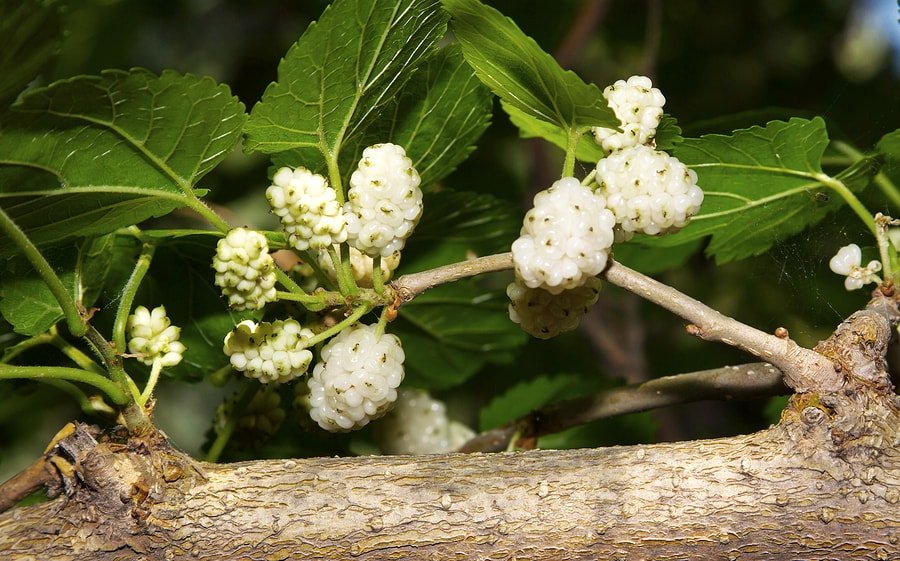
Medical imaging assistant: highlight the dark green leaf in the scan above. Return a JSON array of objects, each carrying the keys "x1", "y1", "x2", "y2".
[
  {"x1": 479, "y1": 373, "x2": 595, "y2": 430},
  {"x1": 387, "y1": 45, "x2": 493, "y2": 185},
  {"x1": 405, "y1": 189, "x2": 520, "y2": 260},
  {"x1": 0, "y1": 0, "x2": 63, "y2": 108},
  {"x1": 0, "y1": 69, "x2": 246, "y2": 254},
  {"x1": 245, "y1": 0, "x2": 447, "y2": 162},
  {"x1": 443, "y1": 0, "x2": 617, "y2": 133},
  {"x1": 0, "y1": 236, "x2": 131, "y2": 335},
  {"x1": 877, "y1": 129, "x2": 900, "y2": 160},
  {"x1": 654, "y1": 115, "x2": 683, "y2": 152},
  {"x1": 648, "y1": 117, "x2": 846, "y2": 263},
  {"x1": 393, "y1": 281, "x2": 527, "y2": 389},
  {"x1": 613, "y1": 237, "x2": 703, "y2": 274}
]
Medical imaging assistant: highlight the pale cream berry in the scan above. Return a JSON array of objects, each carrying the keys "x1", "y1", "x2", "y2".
[
  {"x1": 307, "y1": 323, "x2": 405, "y2": 432},
  {"x1": 317, "y1": 245, "x2": 401, "y2": 288},
  {"x1": 512, "y1": 177, "x2": 615, "y2": 294},
  {"x1": 126, "y1": 305, "x2": 186, "y2": 367},
  {"x1": 592, "y1": 75, "x2": 666, "y2": 154},
  {"x1": 595, "y1": 145, "x2": 703, "y2": 236},
  {"x1": 213, "y1": 228, "x2": 277, "y2": 311},
  {"x1": 267, "y1": 167, "x2": 348, "y2": 251},
  {"x1": 507, "y1": 277, "x2": 601, "y2": 339},
  {"x1": 223, "y1": 319, "x2": 314, "y2": 384},
  {"x1": 375, "y1": 389, "x2": 476, "y2": 455},
  {"x1": 829, "y1": 244, "x2": 882, "y2": 291},
  {"x1": 344, "y1": 143, "x2": 423, "y2": 258}
]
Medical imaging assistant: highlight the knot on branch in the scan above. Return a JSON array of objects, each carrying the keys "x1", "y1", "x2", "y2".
[{"x1": 815, "y1": 307, "x2": 895, "y2": 394}]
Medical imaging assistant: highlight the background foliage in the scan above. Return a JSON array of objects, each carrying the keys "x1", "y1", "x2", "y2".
[{"x1": 1, "y1": 0, "x2": 898, "y2": 478}]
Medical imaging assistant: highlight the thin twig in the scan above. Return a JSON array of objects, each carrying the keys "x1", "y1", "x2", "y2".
[
  {"x1": 392, "y1": 253, "x2": 514, "y2": 303},
  {"x1": 459, "y1": 362, "x2": 787, "y2": 453},
  {"x1": 0, "y1": 457, "x2": 55, "y2": 514},
  {"x1": 602, "y1": 260, "x2": 841, "y2": 393}
]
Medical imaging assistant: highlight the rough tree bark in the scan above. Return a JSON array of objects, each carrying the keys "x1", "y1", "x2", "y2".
[{"x1": 1, "y1": 291, "x2": 899, "y2": 560}]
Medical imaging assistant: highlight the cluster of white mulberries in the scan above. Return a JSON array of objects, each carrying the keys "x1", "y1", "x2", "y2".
[
  {"x1": 223, "y1": 319, "x2": 314, "y2": 384},
  {"x1": 591, "y1": 75, "x2": 666, "y2": 154},
  {"x1": 307, "y1": 323, "x2": 405, "y2": 432},
  {"x1": 318, "y1": 246, "x2": 402, "y2": 288},
  {"x1": 595, "y1": 145, "x2": 703, "y2": 236},
  {"x1": 267, "y1": 166, "x2": 348, "y2": 251},
  {"x1": 127, "y1": 305, "x2": 186, "y2": 366},
  {"x1": 214, "y1": 388, "x2": 285, "y2": 443},
  {"x1": 507, "y1": 277, "x2": 601, "y2": 339},
  {"x1": 511, "y1": 177, "x2": 616, "y2": 294},
  {"x1": 375, "y1": 389, "x2": 475, "y2": 455},
  {"x1": 829, "y1": 244, "x2": 882, "y2": 291},
  {"x1": 213, "y1": 228, "x2": 278, "y2": 311},
  {"x1": 344, "y1": 143, "x2": 423, "y2": 258}
]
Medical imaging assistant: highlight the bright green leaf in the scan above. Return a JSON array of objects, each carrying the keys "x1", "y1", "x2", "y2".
[
  {"x1": 244, "y1": 0, "x2": 447, "y2": 166},
  {"x1": 648, "y1": 117, "x2": 852, "y2": 263},
  {"x1": 393, "y1": 281, "x2": 527, "y2": 389},
  {"x1": 502, "y1": 101, "x2": 604, "y2": 163},
  {"x1": 443, "y1": 0, "x2": 617, "y2": 134},
  {"x1": 0, "y1": 69, "x2": 246, "y2": 254},
  {"x1": 0, "y1": 0, "x2": 63, "y2": 108}
]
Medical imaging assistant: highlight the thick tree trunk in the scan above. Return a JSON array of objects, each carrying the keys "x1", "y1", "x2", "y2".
[
  {"x1": 1, "y1": 298, "x2": 899, "y2": 560},
  {"x1": 0, "y1": 409, "x2": 897, "y2": 560}
]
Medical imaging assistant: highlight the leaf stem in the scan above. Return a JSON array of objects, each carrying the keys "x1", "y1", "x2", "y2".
[
  {"x1": 39, "y1": 378, "x2": 104, "y2": 416},
  {"x1": 373, "y1": 260, "x2": 385, "y2": 296},
  {"x1": 113, "y1": 239, "x2": 157, "y2": 353},
  {"x1": 1, "y1": 332, "x2": 54, "y2": 364},
  {"x1": 874, "y1": 213, "x2": 899, "y2": 283},
  {"x1": 0, "y1": 207, "x2": 86, "y2": 336},
  {"x1": 563, "y1": 127, "x2": 580, "y2": 177},
  {"x1": 831, "y1": 140, "x2": 900, "y2": 210},
  {"x1": 182, "y1": 196, "x2": 232, "y2": 233},
  {"x1": 49, "y1": 330, "x2": 106, "y2": 375},
  {"x1": 0, "y1": 364, "x2": 128, "y2": 405},
  {"x1": 327, "y1": 155, "x2": 346, "y2": 204},
  {"x1": 815, "y1": 173, "x2": 877, "y2": 237}
]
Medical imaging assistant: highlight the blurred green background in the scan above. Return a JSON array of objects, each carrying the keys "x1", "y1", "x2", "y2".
[{"x1": 1, "y1": 0, "x2": 898, "y2": 478}]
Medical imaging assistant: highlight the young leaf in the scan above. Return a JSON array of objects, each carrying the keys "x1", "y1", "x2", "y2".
[
  {"x1": 877, "y1": 129, "x2": 900, "y2": 160},
  {"x1": 479, "y1": 373, "x2": 601, "y2": 430},
  {"x1": 502, "y1": 101, "x2": 605, "y2": 163},
  {"x1": 244, "y1": 0, "x2": 447, "y2": 164},
  {"x1": 393, "y1": 280, "x2": 527, "y2": 390},
  {"x1": 0, "y1": 0, "x2": 63, "y2": 109},
  {"x1": 443, "y1": 0, "x2": 617, "y2": 134},
  {"x1": 0, "y1": 69, "x2": 246, "y2": 254},
  {"x1": 648, "y1": 117, "x2": 856, "y2": 263}
]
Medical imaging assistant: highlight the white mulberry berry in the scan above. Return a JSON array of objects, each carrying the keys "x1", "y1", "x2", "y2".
[
  {"x1": 512, "y1": 177, "x2": 615, "y2": 294},
  {"x1": 213, "y1": 228, "x2": 278, "y2": 311},
  {"x1": 829, "y1": 244, "x2": 882, "y2": 291},
  {"x1": 344, "y1": 143, "x2": 423, "y2": 258},
  {"x1": 223, "y1": 319, "x2": 314, "y2": 384},
  {"x1": 307, "y1": 323, "x2": 405, "y2": 432},
  {"x1": 266, "y1": 167, "x2": 348, "y2": 251},
  {"x1": 126, "y1": 305, "x2": 186, "y2": 367},
  {"x1": 595, "y1": 145, "x2": 703, "y2": 236},
  {"x1": 592, "y1": 75, "x2": 666, "y2": 154},
  {"x1": 375, "y1": 389, "x2": 476, "y2": 455},
  {"x1": 507, "y1": 277, "x2": 601, "y2": 339},
  {"x1": 318, "y1": 245, "x2": 402, "y2": 288}
]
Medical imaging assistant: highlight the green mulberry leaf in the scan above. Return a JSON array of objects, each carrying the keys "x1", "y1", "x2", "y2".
[{"x1": 0, "y1": 69, "x2": 246, "y2": 255}]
